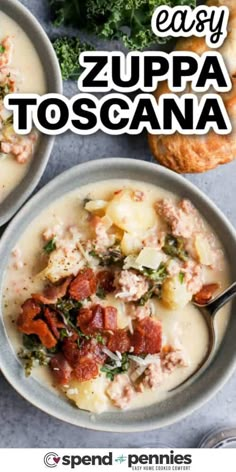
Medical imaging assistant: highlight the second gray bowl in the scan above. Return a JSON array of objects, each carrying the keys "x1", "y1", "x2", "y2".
[{"x1": 0, "y1": 0, "x2": 62, "y2": 226}]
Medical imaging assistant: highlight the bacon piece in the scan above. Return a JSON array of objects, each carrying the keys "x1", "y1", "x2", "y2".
[
  {"x1": 62, "y1": 338, "x2": 80, "y2": 365},
  {"x1": 17, "y1": 299, "x2": 57, "y2": 349},
  {"x1": 68, "y1": 268, "x2": 97, "y2": 301},
  {"x1": 62, "y1": 337, "x2": 106, "y2": 382},
  {"x1": 17, "y1": 299, "x2": 41, "y2": 327},
  {"x1": 73, "y1": 359, "x2": 99, "y2": 382},
  {"x1": 32, "y1": 276, "x2": 72, "y2": 305},
  {"x1": 50, "y1": 353, "x2": 73, "y2": 385},
  {"x1": 73, "y1": 340, "x2": 105, "y2": 381},
  {"x1": 104, "y1": 306, "x2": 117, "y2": 331},
  {"x1": 107, "y1": 329, "x2": 131, "y2": 353},
  {"x1": 89, "y1": 305, "x2": 104, "y2": 331},
  {"x1": 63, "y1": 338, "x2": 106, "y2": 367},
  {"x1": 44, "y1": 307, "x2": 65, "y2": 339},
  {"x1": 68, "y1": 331, "x2": 79, "y2": 343},
  {"x1": 77, "y1": 306, "x2": 103, "y2": 334},
  {"x1": 97, "y1": 270, "x2": 115, "y2": 293},
  {"x1": 77, "y1": 305, "x2": 117, "y2": 334},
  {"x1": 193, "y1": 283, "x2": 220, "y2": 305},
  {"x1": 79, "y1": 338, "x2": 107, "y2": 364},
  {"x1": 131, "y1": 317, "x2": 162, "y2": 355}
]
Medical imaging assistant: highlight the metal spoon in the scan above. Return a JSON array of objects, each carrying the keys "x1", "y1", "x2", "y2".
[{"x1": 170, "y1": 282, "x2": 236, "y2": 392}]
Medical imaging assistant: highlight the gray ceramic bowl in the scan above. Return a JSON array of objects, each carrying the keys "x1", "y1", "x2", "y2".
[
  {"x1": 0, "y1": 0, "x2": 62, "y2": 226},
  {"x1": 0, "y1": 158, "x2": 235, "y2": 432}
]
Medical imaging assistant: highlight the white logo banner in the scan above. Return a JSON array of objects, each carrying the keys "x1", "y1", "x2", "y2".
[{"x1": 0, "y1": 448, "x2": 235, "y2": 472}]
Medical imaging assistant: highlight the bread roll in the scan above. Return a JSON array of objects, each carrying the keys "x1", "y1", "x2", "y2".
[{"x1": 149, "y1": 0, "x2": 236, "y2": 173}]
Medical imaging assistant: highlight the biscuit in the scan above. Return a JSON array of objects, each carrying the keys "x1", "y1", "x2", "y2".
[{"x1": 149, "y1": 0, "x2": 236, "y2": 173}]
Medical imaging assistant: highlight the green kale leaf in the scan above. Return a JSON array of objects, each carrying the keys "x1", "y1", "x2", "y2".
[
  {"x1": 101, "y1": 353, "x2": 130, "y2": 381},
  {"x1": 43, "y1": 238, "x2": 57, "y2": 254},
  {"x1": 163, "y1": 234, "x2": 188, "y2": 261},
  {"x1": 52, "y1": 36, "x2": 94, "y2": 80},
  {"x1": 141, "y1": 261, "x2": 168, "y2": 282}
]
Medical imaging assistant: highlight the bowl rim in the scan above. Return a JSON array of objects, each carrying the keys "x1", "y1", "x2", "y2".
[
  {"x1": 0, "y1": 0, "x2": 63, "y2": 226},
  {"x1": 0, "y1": 157, "x2": 235, "y2": 432}
]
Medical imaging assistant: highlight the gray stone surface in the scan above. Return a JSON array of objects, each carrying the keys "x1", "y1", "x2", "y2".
[{"x1": 0, "y1": 0, "x2": 236, "y2": 448}]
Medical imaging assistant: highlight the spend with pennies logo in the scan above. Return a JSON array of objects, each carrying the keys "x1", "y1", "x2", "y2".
[{"x1": 44, "y1": 452, "x2": 61, "y2": 468}]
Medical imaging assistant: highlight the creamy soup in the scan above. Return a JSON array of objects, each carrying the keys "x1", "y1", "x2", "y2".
[
  {"x1": 2, "y1": 180, "x2": 231, "y2": 413},
  {"x1": 0, "y1": 11, "x2": 46, "y2": 203}
]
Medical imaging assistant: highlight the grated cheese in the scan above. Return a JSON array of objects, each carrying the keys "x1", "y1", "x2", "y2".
[
  {"x1": 129, "y1": 354, "x2": 160, "y2": 366},
  {"x1": 102, "y1": 347, "x2": 122, "y2": 365},
  {"x1": 67, "y1": 388, "x2": 79, "y2": 395}
]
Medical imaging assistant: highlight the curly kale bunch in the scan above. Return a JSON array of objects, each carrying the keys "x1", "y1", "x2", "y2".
[
  {"x1": 50, "y1": 0, "x2": 196, "y2": 49},
  {"x1": 49, "y1": 0, "x2": 196, "y2": 79}
]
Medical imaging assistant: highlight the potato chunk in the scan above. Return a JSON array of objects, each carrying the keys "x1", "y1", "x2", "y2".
[
  {"x1": 195, "y1": 234, "x2": 215, "y2": 266},
  {"x1": 64, "y1": 374, "x2": 110, "y2": 414},
  {"x1": 106, "y1": 189, "x2": 156, "y2": 233},
  {"x1": 85, "y1": 200, "x2": 108, "y2": 214},
  {"x1": 121, "y1": 232, "x2": 142, "y2": 256},
  {"x1": 135, "y1": 247, "x2": 164, "y2": 269},
  {"x1": 162, "y1": 275, "x2": 192, "y2": 310}
]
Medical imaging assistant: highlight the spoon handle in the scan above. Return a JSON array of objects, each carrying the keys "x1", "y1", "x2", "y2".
[{"x1": 206, "y1": 282, "x2": 236, "y2": 316}]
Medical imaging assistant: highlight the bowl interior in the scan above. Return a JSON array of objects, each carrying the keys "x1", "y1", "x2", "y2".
[
  {"x1": 0, "y1": 158, "x2": 235, "y2": 432},
  {"x1": 0, "y1": 0, "x2": 62, "y2": 226}
]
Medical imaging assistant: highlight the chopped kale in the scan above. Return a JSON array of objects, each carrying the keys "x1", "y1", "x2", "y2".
[
  {"x1": 76, "y1": 330, "x2": 93, "y2": 347},
  {"x1": 78, "y1": 328, "x2": 92, "y2": 340},
  {"x1": 83, "y1": 197, "x2": 91, "y2": 208},
  {"x1": 56, "y1": 298, "x2": 82, "y2": 315},
  {"x1": 60, "y1": 328, "x2": 70, "y2": 340},
  {"x1": 0, "y1": 45, "x2": 5, "y2": 54},
  {"x1": 95, "y1": 333, "x2": 106, "y2": 345},
  {"x1": 141, "y1": 262, "x2": 168, "y2": 282},
  {"x1": 163, "y1": 234, "x2": 188, "y2": 262},
  {"x1": 136, "y1": 262, "x2": 167, "y2": 305},
  {"x1": 47, "y1": 345, "x2": 60, "y2": 354},
  {"x1": 101, "y1": 353, "x2": 130, "y2": 381},
  {"x1": 49, "y1": 0, "x2": 196, "y2": 51},
  {"x1": 43, "y1": 238, "x2": 57, "y2": 254},
  {"x1": 137, "y1": 288, "x2": 155, "y2": 306},
  {"x1": 90, "y1": 246, "x2": 124, "y2": 267},
  {"x1": 55, "y1": 297, "x2": 83, "y2": 338},
  {"x1": 89, "y1": 249, "x2": 98, "y2": 258},
  {"x1": 3, "y1": 114, "x2": 13, "y2": 127},
  {"x1": 102, "y1": 248, "x2": 124, "y2": 267},
  {"x1": 22, "y1": 333, "x2": 41, "y2": 351},
  {"x1": 0, "y1": 83, "x2": 10, "y2": 100},
  {"x1": 178, "y1": 272, "x2": 185, "y2": 284},
  {"x1": 18, "y1": 348, "x2": 49, "y2": 377},
  {"x1": 56, "y1": 298, "x2": 103, "y2": 344},
  {"x1": 96, "y1": 286, "x2": 106, "y2": 299}
]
